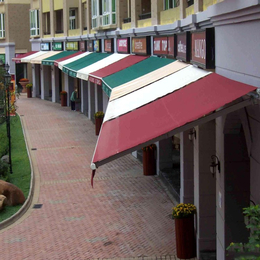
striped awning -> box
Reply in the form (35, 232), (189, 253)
(30, 51), (61, 64)
(20, 51), (48, 63)
(42, 51), (78, 66)
(12, 51), (38, 63)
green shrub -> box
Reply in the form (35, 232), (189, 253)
(0, 160), (9, 181)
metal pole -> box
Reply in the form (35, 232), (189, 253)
(7, 86), (12, 174)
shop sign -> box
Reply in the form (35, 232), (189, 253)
(79, 41), (86, 51)
(104, 39), (114, 53)
(132, 37), (150, 55)
(89, 76), (102, 85)
(52, 42), (63, 51)
(0, 54), (5, 63)
(176, 32), (190, 62)
(168, 35), (175, 57)
(153, 36), (168, 55)
(66, 42), (79, 51)
(117, 38), (129, 53)
(191, 28), (215, 69)
(41, 42), (50, 51)
(93, 40), (101, 52)
(87, 40), (93, 52)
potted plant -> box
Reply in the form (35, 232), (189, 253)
(94, 111), (104, 135)
(60, 91), (67, 106)
(19, 78), (29, 93)
(172, 203), (197, 259)
(26, 83), (32, 98)
(142, 144), (156, 176)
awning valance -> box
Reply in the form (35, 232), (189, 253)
(91, 67), (257, 174)
(20, 51), (47, 63)
(30, 51), (62, 64)
(42, 51), (78, 66)
(58, 52), (91, 70)
(54, 51), (83, 67)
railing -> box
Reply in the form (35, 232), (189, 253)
(123, 17), (131, 23)
(139, 12), (151, 20)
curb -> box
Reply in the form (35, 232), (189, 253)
(0, 112), (35, 231)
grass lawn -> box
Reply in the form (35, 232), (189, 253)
(0, 114), (31, 222)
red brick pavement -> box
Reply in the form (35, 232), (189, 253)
(0, 95), (193, 260)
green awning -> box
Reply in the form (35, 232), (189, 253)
(62, 52), (112, 78)
(102, 56), (175, 97)
(42, 51), (78, 66)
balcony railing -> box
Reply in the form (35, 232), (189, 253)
(55, 30), (64, 34)
(123, 17), (131, 23)
(139, 12), (151, 20)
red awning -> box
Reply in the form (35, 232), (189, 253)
(54, 51), (83, 66)
(88, 55), (148, 83)
(12, 51), (38, 63)
(91, 72), (257, 172)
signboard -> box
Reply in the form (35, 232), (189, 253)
(153, 36), (168, 55)
(79, 41), (86, 52)
(117, 38), (130, 54)
(88, 76), (102, 86)
(167, 35), (175, 57)
(132, 37), (151, 55)
(191, 28), (215, 69)
(104, 39), (114, 53)
(176, 32), (190, 62)
(93, 40), (101, 52)
(0, 54), (5, 64)
(41, 42), (50, 51)
(52, 42), (63, 51)
(66, 42), (79, 51)
(87, 40), (93, 52)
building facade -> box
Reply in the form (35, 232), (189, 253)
(13, 0), (260, 259)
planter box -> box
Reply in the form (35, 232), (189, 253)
(175, 216), (196, 259)
(27, 88), (32, 98)
(95, 117), (103, 135)
(60, 93), (67, 106)
(142, 149), (156, 175)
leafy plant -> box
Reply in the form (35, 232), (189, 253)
(26, 83), (32, 88)
(0, 160), (9, 181)
(142, 144), (156, 151)
(94, 111), (104, 119)
(227, 204), (260, 260)
(172, 203), (197, 219)
(60, 91), (67, 95)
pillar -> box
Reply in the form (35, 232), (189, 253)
(180, 130), (194, 204)
(194, 0), (203, 13)
(151, 1), (163, 25)
(180, 0), (188, 19)
(194, 121), (216, 258)
(131, 0), (142, 28)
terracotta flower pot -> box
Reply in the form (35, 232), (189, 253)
(27, 88), (32, 98)
(142, 149), (156, 176)
(175, 216), (196, 259)
(95, 117), (103, 135)
(60, 93), (67, 106)
(19, 81), (29, 93)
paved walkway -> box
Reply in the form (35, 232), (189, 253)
(0, 94), (192, 260)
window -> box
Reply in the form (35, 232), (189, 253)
(43, 12), (50, 35)
(187, 0), (194, 7)
(164, 0), (179, 9)
(69, 9), (77, 30)
(92, 0), (116, 28)
(30, 10), (39, 36)
(55, 10), (63, 34)
(0, 13), (5, 38)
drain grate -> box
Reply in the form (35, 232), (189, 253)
(31, 148), (37, 151)
(33, 204), (43, 209)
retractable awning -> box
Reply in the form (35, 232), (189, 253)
(12, 51), (37, 63)
(76, 53), (130, 81)
(42, 51), (78, 66)
(20, 51), (48, 63)
(30, 51), (61, 64)
(88, 55), (148, 85)
(54, 51), (83, 66)
(58, 52), (91, 70)
(91, 66), (257, 183)
(101, 56), (176, 97)
(62, 52), (112, 78)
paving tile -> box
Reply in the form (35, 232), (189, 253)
(0, 95), (180, 260)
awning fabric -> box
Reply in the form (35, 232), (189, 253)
(88, 55), (148, 85)
(102, 56), (176, 97)
(54, 51), (83, 67)
(62, 52), (112, 78)
(58, 52), (91, 70)
(76, 53), (130, 81)
(21, 51), (47, 63)
(12, 51), (37, 63)
(91, 67), (257, 172)
(30, 51), (61, 64)
(42, 51), (78, 66)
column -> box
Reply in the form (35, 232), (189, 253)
(194, 0), (203, 13)
(180, 0), (188, 19)
(131, 0), (142, 28)
(194, 121), (216, 257)
(180, 130), (194, 204)
(151, 1), (163, 25)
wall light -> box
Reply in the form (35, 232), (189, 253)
(188, 128), (196, 141)
(210, 155), (220, 177)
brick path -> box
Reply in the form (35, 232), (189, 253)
(0, 94), (194, 260)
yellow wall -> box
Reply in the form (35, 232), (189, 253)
(54, 0), (63, 10)
(137, 18), (152, 28)
(186, 4), (194, 17)
(160, 6), (180, 25)
(67, 0), (79, 9)
(122, 22), (131, 30)
(203, 0), (217, 11)
(68, 29), (80, 36)
(42, 0), (50, 12)
(31, 0), (40, 10)
(4, 0), (30, 3)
